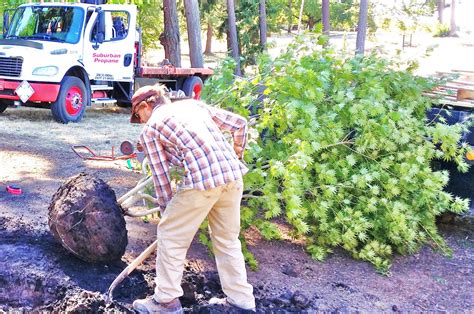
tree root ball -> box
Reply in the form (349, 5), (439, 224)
(48, 173), (128, 263)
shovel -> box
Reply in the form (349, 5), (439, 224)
(104, 239), (158, 304)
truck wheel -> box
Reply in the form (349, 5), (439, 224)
(0, 101), (9, 114)
(52, 76), (86, 124)
(182, 76), (203, 99)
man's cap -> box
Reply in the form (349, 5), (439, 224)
(130, 84), (166, 123)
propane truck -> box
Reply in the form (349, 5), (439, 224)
(0, 0), (213, 123)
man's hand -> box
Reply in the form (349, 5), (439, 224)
(136, 142), (144, 152)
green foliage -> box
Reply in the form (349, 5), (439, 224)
(375, 0), (437, 33)
(203, 34), (470, 273)
(215, 0), (262, 66)
(0, 0), (25, 35)
(240, 235), (259, 270)
(328, 0), (360, 31)
(234, 0), (261, 66)
(274, 0), (375, 33)
(136, 2), (163, 52)
(214, 0), (286, 67)
(198, 219), (259, 270)
(433, 23), (450, 37)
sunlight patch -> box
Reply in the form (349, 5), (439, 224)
(0, 150), (52, 181)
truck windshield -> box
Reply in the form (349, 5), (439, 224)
(5, 6), (84, 44)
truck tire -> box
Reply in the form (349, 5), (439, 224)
(52, 76), (86, 124)
(0, 101), (8, 114)
(182, 76), (203, 99)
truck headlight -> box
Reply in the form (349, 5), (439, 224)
(32, 66), (59, 76)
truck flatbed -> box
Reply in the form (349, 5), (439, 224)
(424, 70), (474, 109)
(139, 65), (213, 77)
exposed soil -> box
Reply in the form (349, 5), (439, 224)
(0, 106), (473, 313)
(1, 33), (474, 312)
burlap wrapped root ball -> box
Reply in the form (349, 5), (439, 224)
(48, 173), (128, 263)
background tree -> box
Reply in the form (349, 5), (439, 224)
(377, 0), (436, 36)
(437, 0), (444, 23)
(136, 2), (163, 53)
(297, 0), (305, 32)
(226, 0), (242, 76)
(215, 0), (284, 67)
(162, 0), (181, 67)
(287, 0), (293, 33)
(259, 0), (268, 49)
(322, 0), (330, 36)
(303, 0), (320, 31)
(448, 0), (456, 36)
(200, 0), (221, 55)
(356, 0), (368, 55)
(183, 0), (203, 67)
(330, 1), (372, 32)
(297, 0), (362, 32)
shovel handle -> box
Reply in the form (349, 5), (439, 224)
(105, 239), (158, 303)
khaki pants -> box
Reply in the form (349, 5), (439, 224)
(154, 179), (256, 310)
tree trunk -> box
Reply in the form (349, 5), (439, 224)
(287, 0), (293, 33)
(184, 0), (204, 68)
(355, 0), (368, 55)
(259, 0), (267, 50)
(308, 17), (316, 31)
(322, 0), (330, 35)
(162, 0), (181, 67)
(437, 0), (444, 24)
(449, 0), (457, 36)
(204, 19), (213, 55)
(297, 0), (305, 33)
(226, 0), (242, 76)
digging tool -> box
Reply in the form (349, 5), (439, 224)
(105, 238), (158, 304)
(104, 156), (162, 303)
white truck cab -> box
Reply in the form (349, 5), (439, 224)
(0, 0), (212, 123)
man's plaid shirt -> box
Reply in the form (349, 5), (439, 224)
(139, 99), (248, 210)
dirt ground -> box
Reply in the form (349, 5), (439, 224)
(1, 105), (473, 312)
(1, 33), (474, 312)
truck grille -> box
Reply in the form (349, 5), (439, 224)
(0, 57), (23, 77)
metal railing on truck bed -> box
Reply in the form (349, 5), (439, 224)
(424, 70), (474, 163)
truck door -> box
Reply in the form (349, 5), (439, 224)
(82, 5), (136, 83)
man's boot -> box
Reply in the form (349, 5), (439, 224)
(132, 297), (183, 314)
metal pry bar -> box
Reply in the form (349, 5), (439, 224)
(104, 239), (158, 304)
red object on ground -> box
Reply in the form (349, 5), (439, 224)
(71, 145), (136, 161)
(6, 185), (22, 195)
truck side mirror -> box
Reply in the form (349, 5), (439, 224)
(3, 11), (10, 36)
(96, 10), (106, 44)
